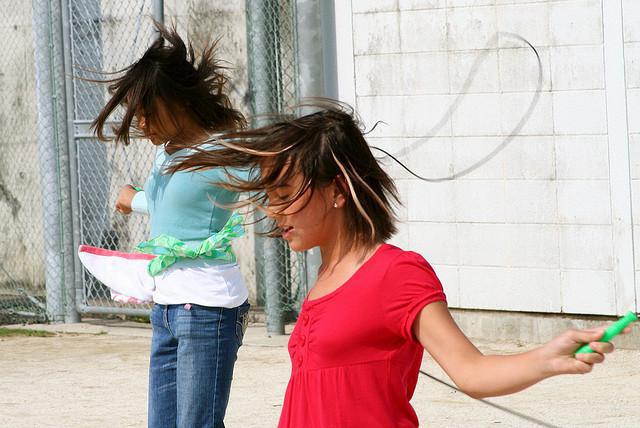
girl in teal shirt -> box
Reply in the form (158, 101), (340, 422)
(88, 24), (249, 428)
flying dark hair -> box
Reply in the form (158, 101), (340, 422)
(168, 101), (400, 249)
(91, 22), (246, 145)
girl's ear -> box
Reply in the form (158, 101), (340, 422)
(332, 175), (349, 208)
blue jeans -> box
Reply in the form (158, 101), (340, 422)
(148, 301), (250, 428)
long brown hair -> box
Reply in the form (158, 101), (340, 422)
(91, 22), (246, 145)
(169, 101), (400, 249)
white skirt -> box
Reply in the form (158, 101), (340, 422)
(78, 245), (248, 308)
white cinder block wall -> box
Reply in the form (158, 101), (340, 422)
(337, 0), (640, 315)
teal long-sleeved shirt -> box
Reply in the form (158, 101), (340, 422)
(131, 146), (246, 251)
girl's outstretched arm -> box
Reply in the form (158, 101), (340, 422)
(414, 301), (616, 399)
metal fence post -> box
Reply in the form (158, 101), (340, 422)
(295, 0), (338, 292)
(69, 0), (115, 317)
(31, 0), (77, 323)
(61, 0), (82, 323)
(152, 0), (164, 25)
(246, 0), (290, 334)
(69, 0), (158, 317)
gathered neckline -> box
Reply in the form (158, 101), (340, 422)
(303, 244), (389, 306)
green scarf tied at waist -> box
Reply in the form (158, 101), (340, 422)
(135, 213), (245, 277)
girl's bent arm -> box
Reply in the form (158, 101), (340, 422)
(116, 185), (147, 215)
(414, 301), (613, 399)
(130, 189), (148, 214)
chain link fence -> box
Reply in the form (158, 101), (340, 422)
(0, 1), (48, 323)
(245, 0), (308, 333)
(0, 0), (308, 327)
(71, 0), (157, 315)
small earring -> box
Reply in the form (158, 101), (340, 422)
(333, 201), (338, 208)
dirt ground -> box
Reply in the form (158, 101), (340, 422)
(1, 320), (638, 427)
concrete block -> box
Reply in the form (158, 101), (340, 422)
(632, 181), (640, 225)
(455, 181), (506, 223)
(561, 270), (616, 315)
(448, 50), (499, 94)
(634, 226), (640, 263)
(404, 137), (454, 179)
(623, 0), (640, 42)
(353, 12), (400, 55)
(557, 180), (611, 225)
(506, 224), (560, 269)
(458, 223), (510, 266)
(448, 0), (496, 6)
(507, 268), (562, 312)
(555, 135), (609, 180)
(560, 225), (613, 270)
(399, 0), (446, 11)
(450, 309), (638, 345)
(446, 7), (497, 51)
(553, 90), (607, 135)
(627, 89), (640, 134)
(509, 269), (561, 312)
(369, 138), (414, 180)
(505, 181), (558, 224)
(630, 134), (640, 180)
(550, 0), (603, 46)
(451, 93), (502, 136)
(432, 264), (460, 307)
(393, 178), (410, 222)
(459, 266), (509, 310)
(459, 267), (561, 312)
(353, 0), (398, 13)
(497, 3), (551, 48)
(403, 95), (454, 137)
(389, 220), (410, 249)
(401, 53), (449, 94)
(452, 137), (505, 179)
(502, 137), (556, 180)
(625, 42), (640, 89)
(551, 45), (605, 90)
(500, 92), (554, 135)
(399, 9), (447, 53)
(357, 95), (404, 137)
(499, 47), (551, 92)
(496, 0), (547, 4)
(354, 54), (403, 96)
(408, 222), (459, 265)
(407, 180), (455, 222)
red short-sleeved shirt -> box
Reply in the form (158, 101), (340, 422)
(278, 244), (447, 428)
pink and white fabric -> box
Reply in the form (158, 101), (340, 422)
(78, 245), (156, 304)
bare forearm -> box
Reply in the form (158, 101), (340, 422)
(454, 348), (550, 398)
(417, 302), (618, 400)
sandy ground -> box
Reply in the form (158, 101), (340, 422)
(1, 320), (638, 428)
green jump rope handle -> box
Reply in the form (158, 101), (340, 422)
(133, 186), (143, 192)
(575, 311), (637, 354)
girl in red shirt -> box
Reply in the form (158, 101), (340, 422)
(173, 102), (631, 427)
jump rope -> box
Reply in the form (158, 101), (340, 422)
(368, 33), (638, 425)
